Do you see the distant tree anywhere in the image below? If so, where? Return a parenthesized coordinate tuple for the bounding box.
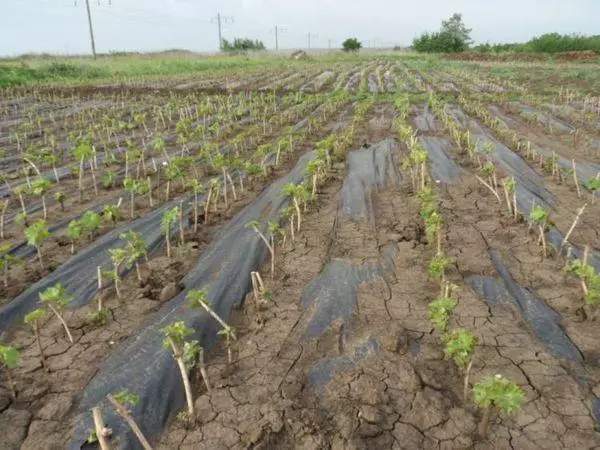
(413, 13, 472, 53)
(342, 38, 362, 52)
(441, 13, 472, 47)
(222, 38, 266, 52)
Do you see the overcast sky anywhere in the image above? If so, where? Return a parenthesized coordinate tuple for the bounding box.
(1, 0, 598, 56)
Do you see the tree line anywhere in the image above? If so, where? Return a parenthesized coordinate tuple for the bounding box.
(413, 13, 600, 54)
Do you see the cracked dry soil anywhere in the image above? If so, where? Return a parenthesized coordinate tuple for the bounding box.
(155, 136, 600, 448)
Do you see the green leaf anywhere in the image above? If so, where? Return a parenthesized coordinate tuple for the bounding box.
(113, 390, 140, 406)
(24, 308, 46, 324)
(39, 283, 73, 307)
(428, 296, 456, 332)
(0, 345, 19, 368)
(473, 374, 524, 414)
(109, 248, 128, 267)
(25, 220, 50, 247)
(67, 219, 84, 241)
(81, 211, 101, 233)
(443, 328, 476, 368)
(31, 178, 52, 196)
(161, 207, 180, 235)
(162, 321, 194, 346)
(428, 254, 454, 279)
(529, 205, 549, 225)
(187, 289, 209, 309)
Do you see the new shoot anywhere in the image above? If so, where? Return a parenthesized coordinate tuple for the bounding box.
(39, 283, 74, 343)
(473, 374, 524, 436)
(443, 328, 477, 401)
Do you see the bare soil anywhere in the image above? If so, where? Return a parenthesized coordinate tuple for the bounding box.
(1, 87, 600, 450)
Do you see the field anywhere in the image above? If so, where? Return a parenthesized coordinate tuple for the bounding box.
(1, 54, 600, 449)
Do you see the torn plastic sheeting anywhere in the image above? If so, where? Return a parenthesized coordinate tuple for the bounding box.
(534, 147, 600, 192)
(66, 152, 315, 450)
(300, 141, 401, 340)
(412, 104, 437, 132)
(547, 228, 600, 273)
(340, 139, 400, 220)
(446, 105, 600, 268)
(467, 249, 583, 364)
(510, 102, 575, 133)
(367, 75, 379, 93)
(446, 105, 557, 214)
(488, 105, 600, 191)
(308, 337, 379, 391)
(418, 136, 464, 184)
(301, 244, 398, 341)
(0, 197, 193, 336)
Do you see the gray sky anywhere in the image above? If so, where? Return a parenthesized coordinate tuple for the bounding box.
(2, 0, 598, 56)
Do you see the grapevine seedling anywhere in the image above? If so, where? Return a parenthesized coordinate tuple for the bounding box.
(108, 248, 127, 298)
(250, 271, 271, 309)
(428, 296, 456, 333)
(161, 321, 197, 417)
(245, 220, 276, 280)
(424, 211, 444, 256)
(39, 283, 74, 343)
(187, 179, 204, 232)
(24, 308, 49, 371)
(67, 219, 83, 255)
(162, 207, 180, 258)
(280, 206, 296, 246)
(475, 166, 502, 204)
(123, 178, 139, 219)
(107, 391, 152, 450)
(188, 289, 236, 364)
(428, 253, 454, 292)
(0, 199, 8, 239)
(529, 205, 551, 258)
(103, 204, 122, 228)
(306, 157, 326, 200)
(31, 177, 52, 219)
(565, 253, 600, 312)
(443, 328, 477, 401)
(25, 220, 50, 269)
(473, 374, 524, 436)
(501, 177, 518, 219)
(82, 210, 102, 240)
(102, 169, 117, 189)
(587, 176, 600, 204)
(0, 244, 23, 287)
(120, 231, 148, 282)
(0, 344, 19, 399)
(281, 183, 308, 232)
(54, 191, 66, 212)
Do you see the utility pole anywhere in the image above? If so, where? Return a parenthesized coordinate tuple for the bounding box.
(212, 13, 234, 51)
(84, 0, 97, 59)
(307, 33, 318, 49)
(272, 26, 286, 52)
(74, 0, 101, 59)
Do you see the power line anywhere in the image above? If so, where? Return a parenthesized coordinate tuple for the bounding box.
(211, 13, 233, 52)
